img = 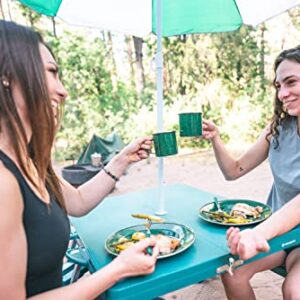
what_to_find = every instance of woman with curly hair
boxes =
[0,20,159,299]
[202,46,300,299]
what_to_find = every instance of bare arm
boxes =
[0,165,158,299]
[0,156,158,299]
[255,193,300,240]
[30,238,159,300]
[227,193,300,260]
[202,120,270,180]
[0,165,27,299]
[0,167,135,300]
[60,137,152,217]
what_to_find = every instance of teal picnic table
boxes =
[70,184,300,300]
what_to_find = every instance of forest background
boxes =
[2,1,300,161]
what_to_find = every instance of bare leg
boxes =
[282,248,300,300]
[221,251,286,300]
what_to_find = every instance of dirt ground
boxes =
[110,149,284,300]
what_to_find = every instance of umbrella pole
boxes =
[155,0,166,216]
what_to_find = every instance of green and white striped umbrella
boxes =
[19,0,300,38]
[19,0,300,215]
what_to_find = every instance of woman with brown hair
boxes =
[202,46,300,299]
[0,20,158,299]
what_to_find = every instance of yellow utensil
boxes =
[131,213,164,255]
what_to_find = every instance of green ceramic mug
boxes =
[153,131,178,157]
[179,112,202,137]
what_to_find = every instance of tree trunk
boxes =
[125,36,135,86]
[6,0,12,20]
[133,36,145,95]
[106,31,117,83]
[259,24,266,96]
[0,0,5,19]
[178,36,187,95]
[52,17,57,37]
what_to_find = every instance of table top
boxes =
[71,184,300,300]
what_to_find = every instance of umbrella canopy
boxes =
[19,0,300,37]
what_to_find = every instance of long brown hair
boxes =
[267,46,300,148]
[0,20,65,209]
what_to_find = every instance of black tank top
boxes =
[0,150,70,297]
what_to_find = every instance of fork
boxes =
[145,219,153,255]
[214,197,222,212]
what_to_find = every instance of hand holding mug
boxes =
[202,119,220,141]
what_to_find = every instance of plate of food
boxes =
[105,222,196,259]
[199,199,272,226]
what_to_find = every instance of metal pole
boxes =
[155,0,166,215]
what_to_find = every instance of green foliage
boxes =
[10,5,300,160]
[16,2,42,28]
[211,27,262,97]
[146,34,218,105]
[144,26,272,148]
[288,7,300,30]
[48,31,138,159]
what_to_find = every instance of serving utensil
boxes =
[131,213,164,255]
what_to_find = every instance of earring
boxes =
[2,78,9,88]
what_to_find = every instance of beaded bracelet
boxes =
[103,167,119,182]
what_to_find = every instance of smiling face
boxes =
[8,44,68,141]
[275,59,300,117]
[39,44,68,122]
